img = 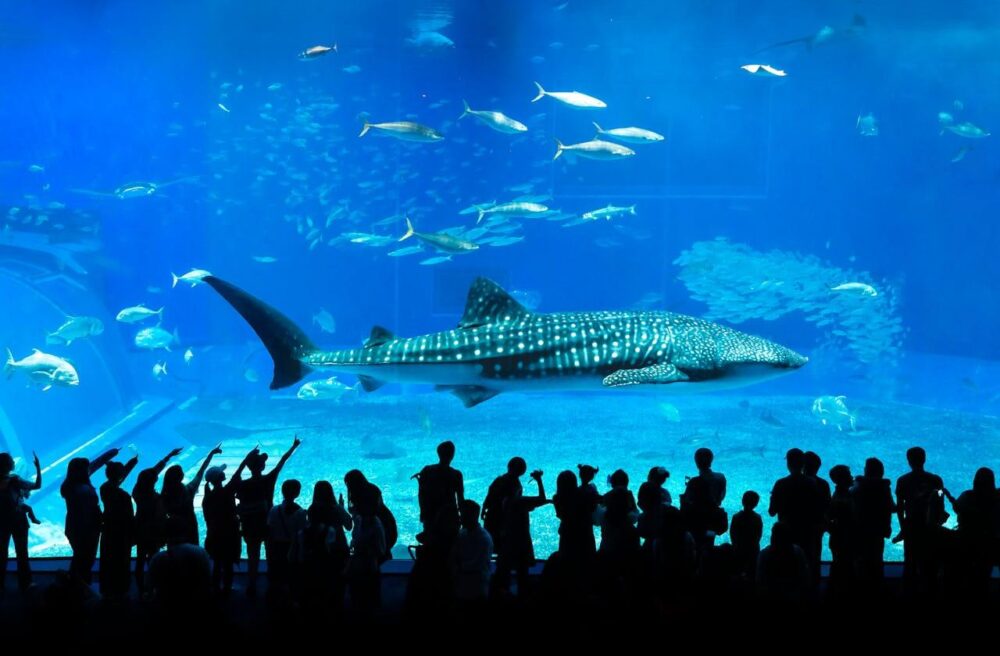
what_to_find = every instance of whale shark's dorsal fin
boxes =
[458,277,531,329]
[364,325,396,348]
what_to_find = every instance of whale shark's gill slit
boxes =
[203,276,317,390]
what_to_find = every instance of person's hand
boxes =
[292,435,302,448]
[210,443,223,456]
[109,447,121,457]
[32,451,40,469]
[169,447,183,458]
[128,454,140,464]
[247,446,261,457]
[530,469,543,480]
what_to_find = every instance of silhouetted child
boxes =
[730,490,763,583]
[826,464,856,600]
[451,499,493,603]
[18,499,41,525]
[267,478,307,602]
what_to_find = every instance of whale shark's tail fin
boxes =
[203,276,317,390]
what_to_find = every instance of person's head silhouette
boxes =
[829,464,853,488]
[105,461,126,487]
[282,479,301,502]
[437,440,456,466]
[785,448,805,475]
[694,448,714,471]
[507,457,527,477]
[742,490,760,511]
[803,451,821,476]
[0,452,13,476]
[577,464,598,485]
[460,499,480,529]
[864,457,884,479]
[906,447,926,472]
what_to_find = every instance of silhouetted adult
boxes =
[132,447,182,595]
[577,463,601,539]
[894,446,946,597]
[482,457,526,557]
[98,457,139,598]
[493,467,547,597]
[549,470,595,598]
[730,490,763,583]
[234,437,301,597]
[344,469,396,562]
[414,440,464,551]
[294,480,352,613]
[637,466,670,545]
[148,542,212,610]
[944,468,1000,599]
[649,504,697,598]
[451,499,493,604]
[756,521,811,602]
[162,445,220,546]
[826,464,857,600]
[768,448,823,584]
[599,469,640,581]
[203,457,248,597]
[802,451,831,585]
[851,457,895,593]
[0,451,41,595]
[61,448,118,584]
[267,478,308,602]
[680,447,728,552]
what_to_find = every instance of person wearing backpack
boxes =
[680,448,728,554]
[0,451,41,596]
[894,447,947,597]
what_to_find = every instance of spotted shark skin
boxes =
[203,276,808,407]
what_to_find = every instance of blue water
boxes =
[1,0,998,560]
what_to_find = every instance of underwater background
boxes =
[1,0,998,559]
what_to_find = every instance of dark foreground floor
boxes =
[4,560,1000,644]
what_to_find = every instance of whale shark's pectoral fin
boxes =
[435,384,500,408]
[357,375,385,392]
[602,363,689,388]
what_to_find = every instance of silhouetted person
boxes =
[267,478,307,602]
[493,465,547,597]
[162,445,220,546]
[731,491,763,583]
[649,504,697,599]
[148,542,212,611]
[482,457,526,557]
[203,457,248,597]
[61,448,118,585]
[293,480,352,613]
[344,469,397,562]
[234,437,301,597]
[826,464,856,600]
[894,446,946,597]
[851,457,895,594]
[680,447,728,552]
[0,450,41,595]
[132,447,182,596]
[347,497,386,616]
[768,448,823,585]
[944,468,999,600]
[577,464,601,541]
[98,457,139,598]
[638,465,671,507]
[803,451,831,585]
[599,469,640,583]
[451,499,492,604]
[550,470,595,597]
[757,521,811,603]
[637,466,671,545]
[414,440,464,550]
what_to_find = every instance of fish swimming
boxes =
[740,64,787,77]
[459,100,528,134]
[5,348,80,391]
[299,44,337,59]
[554,139,635,161]
[592,123,664,144]
[531,82,606,109]
[116,305,163,324]
[198,276,808,407]
[943,121,990,139]
[755,14,866,53]
[476,202,549,225]
[358,120,444,142]
[831,282,877,297]
[134,326,178,351]
[46,315,104,345]
[582,205,636,221]
[399,217,479,254]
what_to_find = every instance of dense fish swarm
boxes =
[674,239,905,368]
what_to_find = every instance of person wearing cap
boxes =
[233,436,302,598]
[203,455,249,597]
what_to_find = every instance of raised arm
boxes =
[122,455,140,481]
[271,436,302,478]
[28,451,42,491]
[188,444,222,494]
[152,447,184,476]
[89,448,120,475]
[225,450,252,489]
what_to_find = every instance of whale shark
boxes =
[201,276,808,407]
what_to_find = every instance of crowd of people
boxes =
[2,439,1000,624]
